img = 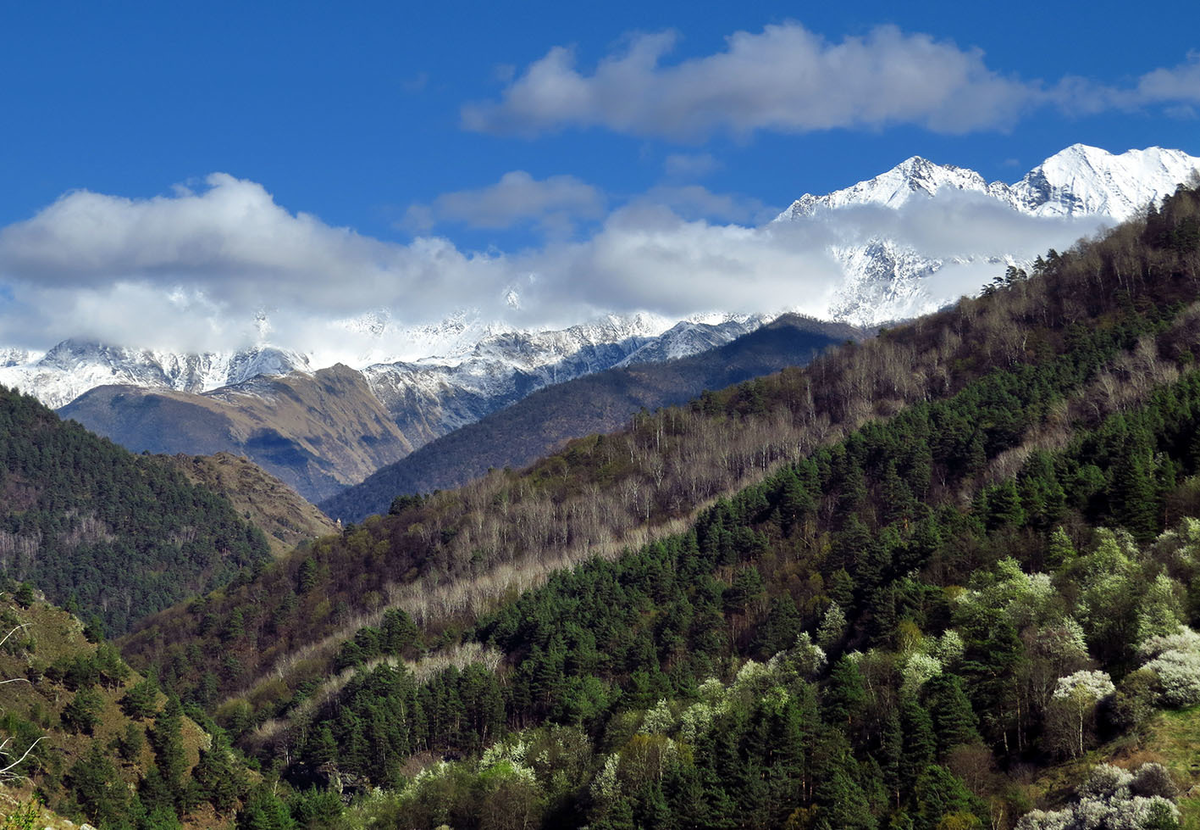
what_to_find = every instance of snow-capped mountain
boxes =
[775,145,1200,325]
[0,342,310,410]
[360,314,759,446]
[780,145,1200,222]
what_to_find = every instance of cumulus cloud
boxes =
[403,170,606,233]
[462,23,1200,140]
[1136,51,1200,104]
[0,174,512,351]
[462,23,1041,139]
[0,172,1111,358]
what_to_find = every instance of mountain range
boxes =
[5,168,1200,830]
[6,144,1198,506]
[320,313,862,522]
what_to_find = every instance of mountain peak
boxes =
[777,154,988,220]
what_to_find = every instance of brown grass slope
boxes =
[320,314,863,522]
[60,364,413,504]
[0,589,226,828]
[158,452,338,556]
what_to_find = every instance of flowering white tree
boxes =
[1137,625,1200,708]
[1048,671,1115,758]
[1014,763,1180,830]
[901,652,942,694]
[816,602,846,649]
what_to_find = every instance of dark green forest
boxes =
[0,386,271,635]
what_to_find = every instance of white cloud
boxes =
[406,170,606,233]
[462,23,1200,140]
[462,23,1041,139]
[1134,52,1200,106]
[0,174,512,351]
[0,172,1113,358]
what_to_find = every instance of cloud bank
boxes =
[462,22,1200,140]
[403,170,606,234]
[0,173,1110,360]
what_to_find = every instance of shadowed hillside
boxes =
[0,385,271,636]
[321,314,863,522]
[158,452,339,556]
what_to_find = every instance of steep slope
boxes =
[123,186,1200,734]
[60,364,412,504]
[158,452,339,556]
[321,314,860,522]
[0,384,271,636]
[0,587,251,828]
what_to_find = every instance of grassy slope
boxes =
[1018,708,1200,829]
[159,451,338,557]
[0,592,217,827]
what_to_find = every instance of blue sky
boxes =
[1,0,1198,354]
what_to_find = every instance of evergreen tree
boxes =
[925,675,982,757]
[148,697,189,809]
[68,743,131,829]
[61,687,103,734]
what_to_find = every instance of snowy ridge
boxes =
[776,144,1200,326]
[0,312,760,419]
[778,145,1200,223]
[0,342,310,410]
[779,156,999,219]
[1007,145,1200,219]
[361,314,760,440]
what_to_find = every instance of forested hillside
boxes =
[0,386,271,635]
[158,452,338,557]
[108,187,1200,828]
[0,585,258,829]
[321,314,861,523]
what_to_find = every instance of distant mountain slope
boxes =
[60,364,413,503]
[158,452,339,555]
[50,318,760,502]
[0,384,271,635]
[320,315,861,523]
